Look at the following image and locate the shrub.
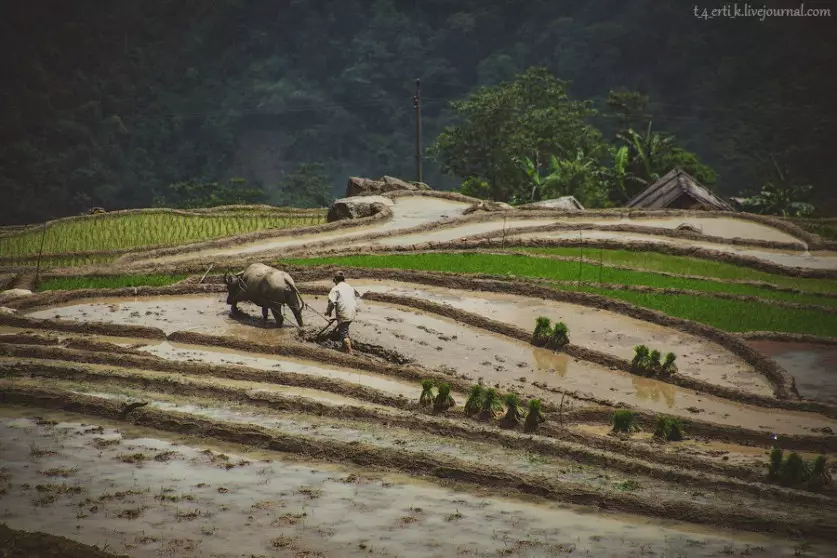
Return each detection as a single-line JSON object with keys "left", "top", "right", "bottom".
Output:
{"left": 547, "top": 321, "right": 570, "bottom": 349}
{"left": 500, "top": 393, "right": 523, "bottom": 426}
{"left": 433, "top": 382, "right": 455, "bottom": 412}
{"left": 661, "top": 352, "right": 678, "bottom": 375}
{"left": 419, "top": 379, "right": 435, "bottom": 407}
{"left": 464, "top": 385, "right": 484, "bottom": 417}
{"left": 653, "top": 416, "right": 684, "bottom": 442}
{"left": 523, "top": 399, "right": 545, "bottom": 433}
{"left": 479, "top": 388, "right": 503, "bottom": 420}
{"left": 532, "top": 317, "right": 552, "bottom": 346}
{"left": 649, "top": 350, "right": 662, "bottom": 373}
{"left": 808, "top": 455, "right": 833, "bottom": 490}
{"left": 632, "top": 345, "right": 650, "bottom": 371}
{"left": 768, "top": 447, "right": 784, "bottom": 480}
{"left": 631, "top": 345, "right": 677, "bottom": 377}
{"left": 778, "top": 451, "right": 811, "bottom": 486}
{"left": 611, "top": 410, "right": 638, "bottom": 434}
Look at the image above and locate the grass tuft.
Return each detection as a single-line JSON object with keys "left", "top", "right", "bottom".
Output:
{"left": 523, "top": 399, "right": 545, "bottom": 434}
{"left": 37, "top": 274, "right": 186, "bottom": 292}
{"left": 611, "top": 410, "right": 638, "bottom": 435}
{"left": 653, "top": 416, "right": 684, "bottom": 442}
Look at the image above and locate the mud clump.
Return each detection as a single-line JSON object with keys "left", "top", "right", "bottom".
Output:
{"left": 0, "top": 524, "right": 127, "bottom": 557}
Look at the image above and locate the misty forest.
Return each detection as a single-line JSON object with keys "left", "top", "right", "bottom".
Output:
{"left": 1, "top": 0, "right": 835, "bottom": 225}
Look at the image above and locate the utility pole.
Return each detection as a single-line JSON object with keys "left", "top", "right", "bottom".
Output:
{"left": 413, "top": 78, "right": 423, "bottom": 184}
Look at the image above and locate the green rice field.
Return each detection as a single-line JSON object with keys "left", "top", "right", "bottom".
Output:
{"left": 284, "top": 253, "right": 837, "bottom": 336}
{"left": 37, "top": 274, "right": 187, "bottom": 292}
{"left": 0, "top": 210, "right": 326, "bottom": 258}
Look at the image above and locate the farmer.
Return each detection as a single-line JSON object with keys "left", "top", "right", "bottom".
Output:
{"left": 325, "top": 271, "right": 357, "bottom": 355}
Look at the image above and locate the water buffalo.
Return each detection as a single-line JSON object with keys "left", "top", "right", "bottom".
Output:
{"left": 224, "top": 263, "right": 304, "bottom": 327}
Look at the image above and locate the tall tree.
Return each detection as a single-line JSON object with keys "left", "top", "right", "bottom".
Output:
{"left": 429, "top": 67, "right": 598, "bottom": 202}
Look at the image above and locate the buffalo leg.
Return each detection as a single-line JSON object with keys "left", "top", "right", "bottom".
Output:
{"left": 271, "top": 307, "right": 284, "bottom": 327}
{"left": 262, "top": 307, "right": 269, "bottom": 321}
{"left": 230, "top": 303, "right": 240, "bottom": 315}
{"left": 291, "top": 306, "right": 304, "bottom": 327}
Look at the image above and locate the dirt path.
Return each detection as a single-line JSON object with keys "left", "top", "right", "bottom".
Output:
{"left": 4, "top": 411, "right": 827, "bottom": 558}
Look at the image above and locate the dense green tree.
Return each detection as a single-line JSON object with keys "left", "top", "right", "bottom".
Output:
{"left": 0, "top": 0, "right": 834, "bottom": 224}
{"left": 429, "top": 67, "right": 598, "bottom": 202}
{"left": 155, "top": 178, "right": 266, "bottom": 209}
{"left": 273, "top": 163, "right": 332, "bottom": 208}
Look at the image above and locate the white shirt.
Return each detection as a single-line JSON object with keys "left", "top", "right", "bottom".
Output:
{"left": 328, "top": 282, "right": 357, "bottom": 323}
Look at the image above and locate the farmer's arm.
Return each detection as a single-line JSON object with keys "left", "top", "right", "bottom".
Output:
{"left": 325, "top": 288, "right": 338, "bottom": 317}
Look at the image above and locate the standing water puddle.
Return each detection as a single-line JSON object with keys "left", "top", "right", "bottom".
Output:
{"left": 746, "top": 340, "right": 837, "bottom": 404}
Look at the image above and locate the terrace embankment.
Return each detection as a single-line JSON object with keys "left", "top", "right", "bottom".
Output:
{"left": 122, "top": 195, "right": 471, "bottom": 267}
{"left": 2, "top": 409, "right": 828, "bottom": 558}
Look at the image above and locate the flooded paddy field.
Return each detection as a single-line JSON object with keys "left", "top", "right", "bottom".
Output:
{"left": 1, "top": 404, "right": 835, "bottom": 558}
{"left": 313, "top": 279, "right": 774, "bottom": 397}
{"left": 746, "top": 341, "right": 837, "bottom": 405}
{"left": 354, "top": 214, "right": 806, "bottom": 249}
{"left": 5, "top": 195, "right": 837, "bottom": 557}
{"left": 20, "top": 293, "right": 835, "bottom": 434}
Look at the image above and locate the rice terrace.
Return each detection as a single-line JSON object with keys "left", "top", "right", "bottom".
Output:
{"left": 0, "top": 177, "right": 835, "bottom": 558}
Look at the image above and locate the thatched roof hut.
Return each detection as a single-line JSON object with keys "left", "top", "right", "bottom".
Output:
{"left": 626, "top": 169, "right": 735, "bottom": 211}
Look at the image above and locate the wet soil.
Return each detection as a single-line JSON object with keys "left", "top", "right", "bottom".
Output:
{"left": 17, "top": 291, "right": 837, "bottom": 435}
{"left": 140, "top": 340, "right": 420, "bottom": 399}
{"left": 570, "top": 423, "right": 837, "bottom": 476}
{"left": 747, "top": 340, "right": 837, "bottom": 405}
{"left": 366, "top": 218, "right": 559, "bottom": 247}
{"left": 3, "top": 412, "right": 828, "bottom": 558}
{"left": 0, "top": 524, "right": 126, "bottom": 558}
{"left": 358, "top": 215, "right": 804, "bottom": 249}
{"left": 317, "top": 279, "right": 773, "bottom": 397}
{"left": 514, "top": 230, "right": 837, "bottom": 270}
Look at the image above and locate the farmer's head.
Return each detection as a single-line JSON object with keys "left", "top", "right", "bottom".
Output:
{"left": 224, "top": 272, "right": 244, "bottom": 304}
{"left": 333, "top": 271, "right": 345, "bottom": 284}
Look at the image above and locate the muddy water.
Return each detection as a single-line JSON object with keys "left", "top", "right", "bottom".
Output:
{"left": 139, "top": 340, "right": 419, "bottom": 399}
{"left": 514, "top": 230, "right": 837, "bottom": 270}
{"left": 356, "top": 215, "right": 804, "bottom": 248}
{"left": 551, "top": 215, "right": 804, "bottom": 244}
{"left": 27, "top": 291, "right": 836, "bottom": 434}
{"left": 0, "top": 356, "right": 391, "bottom": 413}
{"left": 365, "top": 218, "right": 560, "bottom": 247}
{"left": 1, "top": 413, "right": 825, "bottom": 558}
{"left": 318, "top": 279, "right": 774, "bottom": 397}
{"left": 341, "top": 300, "right": 835, "bottom": 434}
{"left": 25, "top": 294, "right": 316, "bottom": 342}
{"left": 147, "top": 196, "right": 470, "bottom": 264}
{"left": 747, "top": 340, "right": 837, "bottom": 404}
{"left": 571, "top": 423, "right": 837, "bottom": 473}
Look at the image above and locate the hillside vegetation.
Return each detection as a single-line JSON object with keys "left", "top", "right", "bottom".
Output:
{"left": 2, "top": 1, "right": 834, "bottom": 225}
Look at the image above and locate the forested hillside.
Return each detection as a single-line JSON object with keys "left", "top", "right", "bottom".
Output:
{"left": 1, "top": 0, "right": 834, "bottom": 225}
